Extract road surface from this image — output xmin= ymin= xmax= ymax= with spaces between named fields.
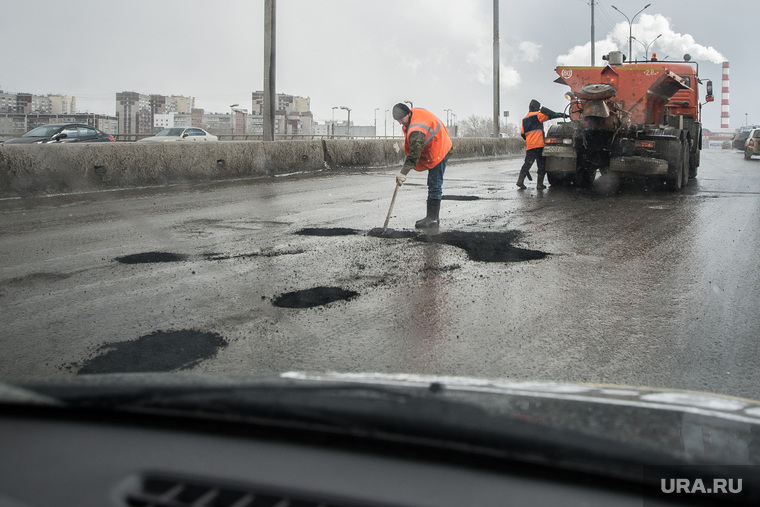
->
xmin=1 ymin=148 xmax=759 ymax=399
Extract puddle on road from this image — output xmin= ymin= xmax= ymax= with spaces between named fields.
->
xmin=73 ymin=329 xmax=228 ymax=374
xmin=115 ymin=252 xmax=189 ymax=264
xmin=272 ymin=286 xmax=359 ymax=308
xmin=415 ymin=231 xmax=549 ymax=263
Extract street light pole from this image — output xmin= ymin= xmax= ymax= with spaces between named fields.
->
xmin=384 ymin=109 xmax=388 ymax=138
xmin=374 ymin=107 xmax=379 ymax=137
xmin=263 ymin=0 xmax=276 ymax=141
xmin=632 ymin=33 xmax=661 ymax=61
xmin=611 ymin=3 xmax=650 ymax=62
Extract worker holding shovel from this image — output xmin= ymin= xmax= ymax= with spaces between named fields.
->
xmin=392 ymin=103 xmax=453 ymax=229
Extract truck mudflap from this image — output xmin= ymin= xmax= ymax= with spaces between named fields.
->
xmin=608 ymin=156 xmax=668 ymax=176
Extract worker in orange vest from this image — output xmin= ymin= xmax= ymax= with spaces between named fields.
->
xmin=517 ymin=99 xmax=565 ymax=190
xmin=393 ymin=103 xmax=453 ymax=228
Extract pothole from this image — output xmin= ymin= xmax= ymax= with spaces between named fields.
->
xmin=367 ymin=228 xmax=418 ymax=238
xmin=296 ymin=228 xmax=360 ymax=236
xmin=272 ymin=286 xmax=359 ymax=308
xmin=415 ymin=231 xmax=549 ymax=263
xmin=442 ymin=195 xmax=481 ymax=201
xmin=74 ymin=329 xmax=228 ymax=374
xmin=115 ymin=252 xmax=189 ymax=264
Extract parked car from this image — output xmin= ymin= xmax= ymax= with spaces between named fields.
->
xmin=744 ymin=128 xmax=760 ymax=160
xmin=3 ymin=123 xmax=115 ymax=144
xmin=138 ymin=127 xmax=218 ymax=143
xmin=732 ymin=131 xmax=750 ymax=151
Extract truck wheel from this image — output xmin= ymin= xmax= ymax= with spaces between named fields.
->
xmin=689 ymin=149 xmax=699 ymax=179
xmin=665 ymin=140 xmax=684 ymax=191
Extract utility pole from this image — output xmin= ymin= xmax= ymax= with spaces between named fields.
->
xmin=263 ymin=0 xmax=276 ymax=141
xmin=493 ymin=0 xmax=500 ymax=138
xmin=590 ymin=0 xmax=596 ymax=66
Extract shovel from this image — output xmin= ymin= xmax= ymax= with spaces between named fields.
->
xmin=381 ymin=182 xmax=400 ymax=234
xmin=369 ymin=182 xmax=400 ymax=237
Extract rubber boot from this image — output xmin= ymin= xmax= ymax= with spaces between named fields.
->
xmin=536 ymin=174 xmax=547 ymax=190
xmin=516 ymin=172 xmax=527 ymax=189
xmin=415 ymin=199 xmax=441 ymax=229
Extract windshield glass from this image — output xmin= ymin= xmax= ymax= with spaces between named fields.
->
xmin=155 ymin=128 xmax=185 ymax=137
xmin=1 ymin=3 xmax=758 ymax=502
xmin=22 ymin=125 xmax=62 ymax=137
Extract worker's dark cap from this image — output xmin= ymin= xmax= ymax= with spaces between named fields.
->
xmin=529 ymin=99 xmax=541 ymax=112
xmin=392 ymin=103 xmax=412 ymax=120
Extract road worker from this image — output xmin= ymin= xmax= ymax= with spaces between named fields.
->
xmin=517 ymin=99 xmax=565 ymax=190
xmin=393 ymin=103 xmax=453 ymax=228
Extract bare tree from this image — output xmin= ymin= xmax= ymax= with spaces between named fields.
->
xmin=458 ymin=115 xmax=493 ymax=137
xmin=458 ymin=114 xmax=520 ymax=138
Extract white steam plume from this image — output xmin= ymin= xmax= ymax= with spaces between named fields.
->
xmin=557 ymin=13 xmax=726 ymax=66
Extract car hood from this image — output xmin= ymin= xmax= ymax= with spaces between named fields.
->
xmin=2 ymin=137 xmax=47 ymax=144
xmin=4 ymin=372 xmax=760 ymax=471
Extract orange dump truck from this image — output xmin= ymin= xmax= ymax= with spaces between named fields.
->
xmin=543 ymin=51 xmax=714 ymax=190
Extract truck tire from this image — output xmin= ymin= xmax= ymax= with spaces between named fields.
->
xmin=689 ymin=149 xmax=699 ymax=179
xmin=665 ymin=139 xmax=684 ymax=191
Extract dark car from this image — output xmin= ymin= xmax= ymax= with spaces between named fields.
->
xmin=3 ymin=123 xmax=115 ymax=144
xmin=732 ymin=131 xmax=750 ymax=151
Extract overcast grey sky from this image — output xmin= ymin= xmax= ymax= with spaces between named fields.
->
xmin=1 ymin=0 xmax=754 ymax=132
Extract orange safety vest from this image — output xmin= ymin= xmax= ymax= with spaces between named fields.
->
xmin=521 ymin=110 xmax=550 ymax=150
xmin=403 ymin=108 xmax=453 ymax=171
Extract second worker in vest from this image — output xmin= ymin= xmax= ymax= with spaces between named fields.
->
xmin=517 ymin=99 xmax=566 ymax=190
xmin=393 ymin=103 xmax=453 ymax=228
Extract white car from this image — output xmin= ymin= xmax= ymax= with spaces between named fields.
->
xmin=138 ymin=127 xmax=218 ymax=143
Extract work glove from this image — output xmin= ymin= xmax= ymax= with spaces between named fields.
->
xmin=540 ymin=106 xmax=563 ymax=120
xmin=396 ymin=172 xmax=407 ymax=185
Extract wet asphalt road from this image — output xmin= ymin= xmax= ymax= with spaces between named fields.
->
xmin=1 ymin=148 xmax=759 ymax=399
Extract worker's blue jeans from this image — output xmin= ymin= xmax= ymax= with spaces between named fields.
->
xmin=426 ymin=158 xmax=447 ymax=200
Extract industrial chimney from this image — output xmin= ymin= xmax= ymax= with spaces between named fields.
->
xmin=721 ymin=62 xmax=730 ymax=130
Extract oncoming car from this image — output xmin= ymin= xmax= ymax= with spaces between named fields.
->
xmin=138 ymin=127 xmax=219 ymax=143
xmin=3 ymin=123 xmax=115 ymax=144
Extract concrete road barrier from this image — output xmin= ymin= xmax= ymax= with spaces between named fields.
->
xmin=0 ymin=138 xmax=523 ymax=197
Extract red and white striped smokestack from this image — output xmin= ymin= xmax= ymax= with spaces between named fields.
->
xmin=721 ymin=62 xmax=730 ymax=130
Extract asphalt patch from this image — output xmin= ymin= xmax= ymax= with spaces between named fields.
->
xmin=115 ymin=252 xmax=189 ymax=264
xmin=75 ymin=329 xmax=228 ymax=374
xmin=272 ymin=286 xmax=359 ymax=308
xmin=296 ymin=228 xmax=360 ymax=236
xmin=367 ymin=228 xmax=418 ymax=239
xmin=415 ymin=231 xmax=549 ymax=263
xmin=442 ymin=195 xmax=481 ymax=201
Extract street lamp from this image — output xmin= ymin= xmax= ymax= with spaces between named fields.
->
xmin=611 ymin=3 xmax=650 ymax=62
xmin=374 ymin=107 xmax=379 ymax=137
xmin=384 ymin=109 xmax=389 ymax=137
xmin=340 ymin=106 xmax=351 ymax=137
xmin=631 ymin=33 xmax=661 ymax=61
